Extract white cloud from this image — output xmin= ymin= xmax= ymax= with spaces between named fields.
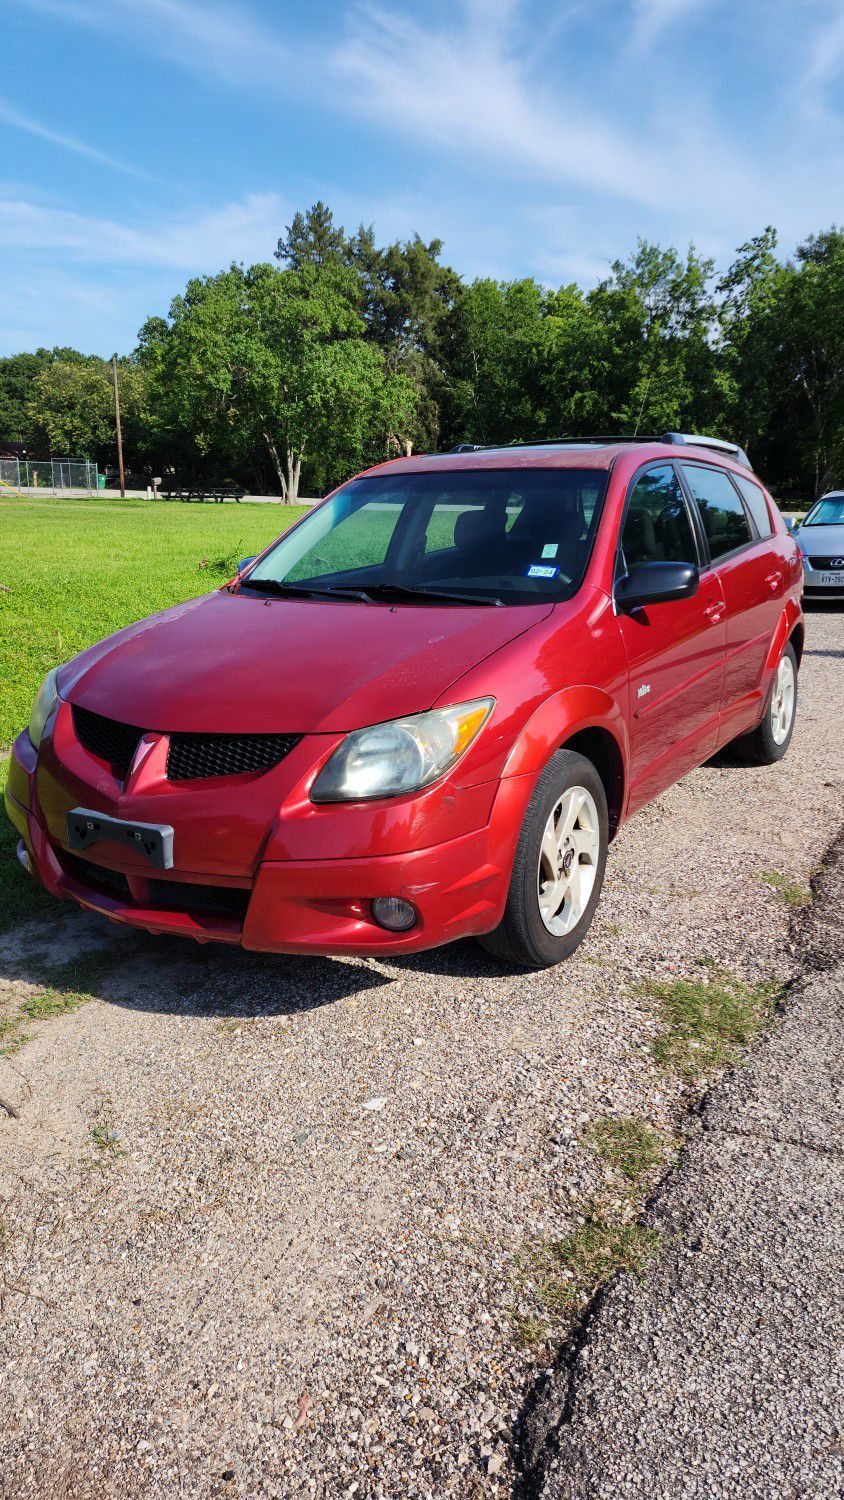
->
xmin=804 ymin=2 xmax=844 ymax=92
xmin=631 ymin=0 xmax=707 ymax=48
xmin=0 ymin=96 xmax=152 ymax=178
xmin=333 ymin=2 xmax=669 ymax=209
xmin=331 ymin=0 xmax=764 ymax=222
xmin=7 ymin=0 xmax=288 ymax=85
xmin=0 ymin=190 xmax=287 ymax=269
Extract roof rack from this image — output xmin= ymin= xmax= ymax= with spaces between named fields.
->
xmin=449 ymin=433 xmax=753 ymax=470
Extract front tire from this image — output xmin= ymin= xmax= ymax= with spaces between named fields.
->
xmin=731 ymin=640 xmax=798 ymax=765
xmin=479 ymin=749 xmax=608 ymax=969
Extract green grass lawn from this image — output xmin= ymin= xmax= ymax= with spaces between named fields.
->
xmin=0 ymin=495 xmax=306 ymax=752
xmin=0 ymin=496 xmax=305 ymax=929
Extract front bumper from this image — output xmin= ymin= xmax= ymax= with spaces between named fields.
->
xmin=803 ymin=564 xmax=844 ymax=599
xmin=5 ymin=730 xmax=530 ymax=956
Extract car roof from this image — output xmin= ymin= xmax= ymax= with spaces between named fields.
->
xmin=361 ymin=441 xmax=754 ymax=480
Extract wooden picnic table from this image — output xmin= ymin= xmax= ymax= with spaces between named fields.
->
xmin=164 ymin=484 xmax=246 ymax=503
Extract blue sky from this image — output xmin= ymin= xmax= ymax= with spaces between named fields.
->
xmin=2 ymin=0 xmax=844 ymax=356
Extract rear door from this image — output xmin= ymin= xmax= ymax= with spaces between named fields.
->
xmin=679 ymin=462 xmax=783 ymax=745
xmin=615 ymin=462 xmax=726 ymax=815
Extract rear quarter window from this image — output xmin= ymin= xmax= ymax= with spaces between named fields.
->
xmin=682 ymin=463 xmax=753 ymax=560
xmin=732 ymin=473 xmax=774 ymax=538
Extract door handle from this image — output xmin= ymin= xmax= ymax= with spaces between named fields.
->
xmin=704 ymin=600 xmax=725 ymax=624
xmin=765 ymin=569 xmax=782 ymax=592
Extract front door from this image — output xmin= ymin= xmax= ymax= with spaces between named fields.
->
xmin=615 ymin=463 xmax=727 ymax=815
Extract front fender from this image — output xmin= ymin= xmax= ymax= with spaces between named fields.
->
xmin=502 ymin=685 xmax=629 ymax=780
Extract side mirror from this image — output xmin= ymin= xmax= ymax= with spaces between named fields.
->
xmin=615 ymin=560 xmax=699 ymax=611
xmin=237 ymin=556 xmax=256 ymax=573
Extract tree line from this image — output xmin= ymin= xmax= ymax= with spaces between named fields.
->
xmin=2 ymin=203 xmax=843 ymax=502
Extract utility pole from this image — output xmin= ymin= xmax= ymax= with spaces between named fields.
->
xmin=112 ymin=354 xmax=125 ymax=498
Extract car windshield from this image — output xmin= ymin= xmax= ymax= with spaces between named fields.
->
xmin=241 ymin=468 xmax=609 ymax=606
xmin=803 ymin=497 xmax=844 ymax=526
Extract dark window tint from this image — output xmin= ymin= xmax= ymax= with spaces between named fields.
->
xmin=733 ymin=473 xmax=773 ymax=538
xmin=621 ymin=464 xmax=698 ymax=569
xmin=683 ymin=463 xmax=752 ymax=559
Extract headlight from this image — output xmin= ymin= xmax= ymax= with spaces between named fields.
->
xmin=311 ymin=698 xmax=494 ymax=803
xmin=28 ymin=667 xmax=61 ymax=749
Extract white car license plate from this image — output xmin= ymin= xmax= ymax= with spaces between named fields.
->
xmin=819 ymin=571 xmax=843 ymax=585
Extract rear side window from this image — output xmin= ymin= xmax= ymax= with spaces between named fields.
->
xmin=621 ymin=464 xmax=698 ymax=569
xmin=733 ymin=473 xmax=774 ymax=538
xmin=682 ymin=463 xmax=752 ymax=559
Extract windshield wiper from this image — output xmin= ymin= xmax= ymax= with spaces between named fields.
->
xmin=236 ymin=578 xmax=370 ymax=601
xmin=238 ymin=577 xmax=502 ymax=606
xmin=328 ymin=582 xmax=503 ymax=607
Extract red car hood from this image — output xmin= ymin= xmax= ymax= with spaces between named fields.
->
xmin=58 ymin=589 xmax=551 ymax=735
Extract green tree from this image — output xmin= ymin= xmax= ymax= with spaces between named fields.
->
xmin=275 ymin=204 xmax=460 ymax=454
xmin=27 ymin=355 xmax=149 ymax=468
xmin=275 ymin=200 xmax=349 ymax=271
xmin=143 ymin=261 xmax=414 ymax=500
xmin=438 ymin=277 xmax=547 ymax=443
xmin=0 ymin=347 xmax=91 ymax=451
xmin=588 ymin=241 xmax=724 ymax=434
xmin=720 ymin=227 xmax=844 ymax=497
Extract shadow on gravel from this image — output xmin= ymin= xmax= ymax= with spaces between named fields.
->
xmin=0 ymin=895 xmax=511 ymax=1029
xmin=103 ymin=931 xmax=512 ymax=1016
xmin=102 ymin=935 xmax=392 ymax=1018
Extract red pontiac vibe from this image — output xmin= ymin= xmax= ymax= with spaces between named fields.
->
xmin=5 ymin=435 xmax=804 ymax=969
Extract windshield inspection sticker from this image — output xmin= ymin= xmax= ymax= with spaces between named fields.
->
xmin=527 ymin=563 xmax=558 ymax=579
xmin=541 ymin=543 xmax=558 ymax=559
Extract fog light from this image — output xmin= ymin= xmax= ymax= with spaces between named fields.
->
xmin=371 ymin=896 xmax=417 ymax=932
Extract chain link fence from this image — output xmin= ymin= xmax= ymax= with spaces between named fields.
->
xmin=0 ymin=458 xmax=99 ymax=494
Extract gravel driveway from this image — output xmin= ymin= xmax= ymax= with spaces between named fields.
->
xmin=1 ymin=606 xmax=842 ymax=1498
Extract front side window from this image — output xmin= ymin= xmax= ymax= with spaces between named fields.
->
xmin=682 ymin=463 xmax=752 ymax=559
xmin=733 ymin=473 xmax=773 ymax=538
xmin=620 ymin=464 xmax=698 ymax=571
xmin=242 ymin=469 xmax=609 ymax=606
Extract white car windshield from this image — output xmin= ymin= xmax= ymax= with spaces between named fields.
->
xmin=804 ymin=497 xmax=844 ymax=526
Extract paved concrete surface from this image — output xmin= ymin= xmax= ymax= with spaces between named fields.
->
xmin=17 ymin=489 xmax=314 ymax=505
xmin=530 ymin=831 xmax=844 ymax=1499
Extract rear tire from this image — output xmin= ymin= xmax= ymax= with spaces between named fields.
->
xmin=478 ymin=749 xmax=608 ymax=969
xmin=731 ymin=640 xmax=798 ymax=766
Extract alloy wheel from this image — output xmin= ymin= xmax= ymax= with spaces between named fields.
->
xmin=536 ymin=785 xmax=601 ymax=936
xmin=771 ymin=653 xmax=796 ymax=745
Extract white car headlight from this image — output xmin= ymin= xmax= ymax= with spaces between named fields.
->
xmin=311 ymin=698 xmax=494 ymax=803
xmin=28 ymin=667 xmax=61 ymax=749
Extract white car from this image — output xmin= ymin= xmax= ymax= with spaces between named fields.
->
xmin=794 ymin=492 xmax=844 ymax=600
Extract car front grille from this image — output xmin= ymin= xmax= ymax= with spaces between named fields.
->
xmin=166 ymin=731 xmax=301 ymax=781
xmin=60 ymin=849 xmax=250 ymax=921
xmin=62 ymin=849 xmax=133 ymax=900
xmin=71 ymin=704 xmax=300 ymax=782
xmin=72 ymin=705 xmax=144 ymax=778
xmin=807 ymin=555 xmax=844 ymax=569
xmin=146 ymin=878 xmax=251 ymax=919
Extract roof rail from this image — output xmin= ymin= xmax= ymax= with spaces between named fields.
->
xmin=661 ymin=433 xmax=752 ymax=470
xmin=448 ymin=432 xmax=753 ymax=470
